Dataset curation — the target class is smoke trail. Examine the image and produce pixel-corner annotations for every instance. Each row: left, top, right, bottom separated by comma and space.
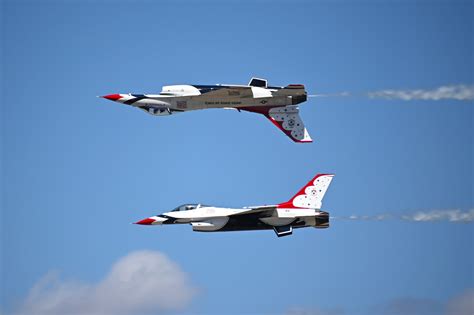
333, 209, 474, 223
367, 84, 474, 101
309, 84, 474, 101
403, 209, 474, 222
308, 92, 351, 98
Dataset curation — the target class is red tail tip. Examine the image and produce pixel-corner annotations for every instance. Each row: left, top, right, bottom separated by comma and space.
101, 94, 122, 101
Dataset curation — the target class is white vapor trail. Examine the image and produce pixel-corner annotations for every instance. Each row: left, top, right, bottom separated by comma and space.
308, 84, 474, 101
367, 84, 474, 101
333, 209, 474, 223
308, 92, 351, 98
403, 209, 474, 222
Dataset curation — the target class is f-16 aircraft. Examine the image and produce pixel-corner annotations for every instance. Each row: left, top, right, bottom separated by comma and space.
101, 77, 312, 142
134, 173, 334, 237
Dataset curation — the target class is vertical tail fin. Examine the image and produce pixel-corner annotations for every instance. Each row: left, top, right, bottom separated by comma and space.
277, 174, 334, 209
248, 77, 268, 88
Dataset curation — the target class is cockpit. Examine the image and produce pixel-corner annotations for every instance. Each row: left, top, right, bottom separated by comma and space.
170, 204, 210, 212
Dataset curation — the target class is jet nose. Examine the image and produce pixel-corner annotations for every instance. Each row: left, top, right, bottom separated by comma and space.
134, 218, 156, 225
101, 94, 123, 101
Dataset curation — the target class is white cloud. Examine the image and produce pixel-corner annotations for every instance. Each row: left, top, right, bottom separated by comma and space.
445, 288, 474, 315
368, 289, 473, 315
15, 250, 196, 315
368, 84, 474, 101
378, 297, 442, 315
279, 289, 474, 315
284, 306, 345, 315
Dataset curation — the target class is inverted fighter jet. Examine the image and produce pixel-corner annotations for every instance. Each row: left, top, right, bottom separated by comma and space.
101, 78, 312, 142
134, 173, 334, 237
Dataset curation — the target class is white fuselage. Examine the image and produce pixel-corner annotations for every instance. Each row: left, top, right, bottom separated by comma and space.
115, 85, 296, 114
145, 205, 329, 233
101, 78, 311, 142
134, 173, 334, 237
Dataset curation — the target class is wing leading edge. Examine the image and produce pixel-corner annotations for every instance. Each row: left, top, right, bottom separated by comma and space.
240, 105, 312, 143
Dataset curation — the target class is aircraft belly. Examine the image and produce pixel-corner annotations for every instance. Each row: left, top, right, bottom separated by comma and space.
185, 96, 290, 110
140, 95, 292, 111
212, 213, 306, 232
259, 217, 295, 226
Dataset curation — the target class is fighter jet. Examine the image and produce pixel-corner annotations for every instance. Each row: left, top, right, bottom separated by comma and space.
134, 173, 334, 237
101, 78, 312, 142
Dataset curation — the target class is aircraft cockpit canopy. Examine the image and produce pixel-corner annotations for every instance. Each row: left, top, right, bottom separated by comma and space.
170, 204, 210, 212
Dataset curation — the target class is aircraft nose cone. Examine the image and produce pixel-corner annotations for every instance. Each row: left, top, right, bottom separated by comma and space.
101, 94, 122, 101
134, 218, 156, 225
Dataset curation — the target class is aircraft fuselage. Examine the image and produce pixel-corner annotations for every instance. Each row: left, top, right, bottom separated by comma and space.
101, 78, 312, 142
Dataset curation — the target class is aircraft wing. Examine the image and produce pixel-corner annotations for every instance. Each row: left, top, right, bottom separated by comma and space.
241, 105, 312, 143
230, 205, 277, 216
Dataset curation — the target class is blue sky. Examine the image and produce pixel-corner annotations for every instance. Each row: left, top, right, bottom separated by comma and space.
1, 1, 472, 314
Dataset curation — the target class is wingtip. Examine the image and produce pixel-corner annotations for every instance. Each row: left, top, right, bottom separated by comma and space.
295, 138, 313, 143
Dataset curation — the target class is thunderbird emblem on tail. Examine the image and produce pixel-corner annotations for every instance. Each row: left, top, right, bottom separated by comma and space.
101, 77, 312, 143
134, 173, 334, 237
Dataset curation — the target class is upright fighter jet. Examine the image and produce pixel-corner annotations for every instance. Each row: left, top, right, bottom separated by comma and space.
101, 78, 312, 143
134, 173, 334, 237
